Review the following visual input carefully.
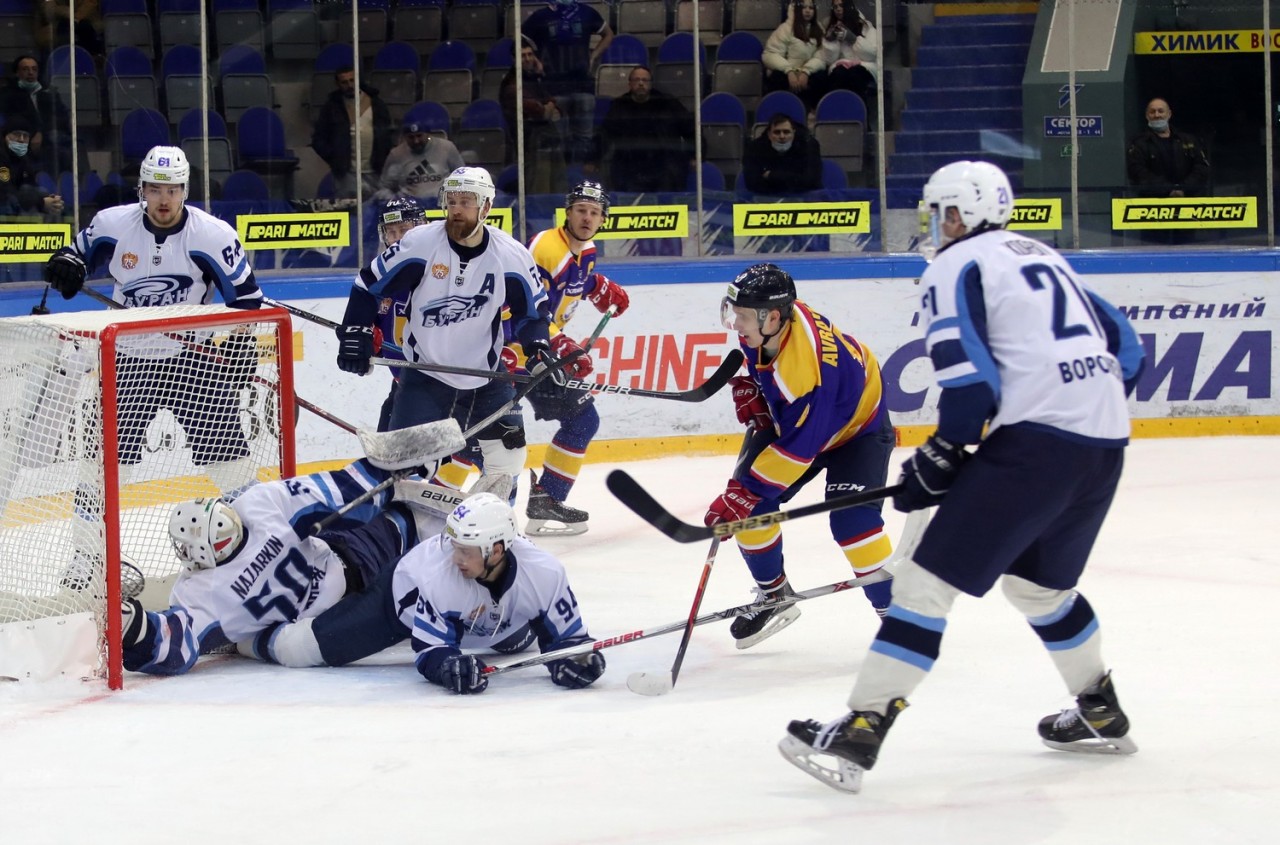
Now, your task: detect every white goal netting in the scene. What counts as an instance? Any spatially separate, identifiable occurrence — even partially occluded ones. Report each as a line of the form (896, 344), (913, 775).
(0, 304), (295, 687)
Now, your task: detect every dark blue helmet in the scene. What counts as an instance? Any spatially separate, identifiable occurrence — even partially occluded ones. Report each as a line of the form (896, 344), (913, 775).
(379, 196), (426, 246)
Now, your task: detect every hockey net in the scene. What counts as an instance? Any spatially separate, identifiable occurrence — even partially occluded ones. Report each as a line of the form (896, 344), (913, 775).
(0, 304), (296, 689)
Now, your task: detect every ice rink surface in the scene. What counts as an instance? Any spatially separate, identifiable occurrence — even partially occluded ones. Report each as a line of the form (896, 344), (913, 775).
(3, 436), (1278, 844)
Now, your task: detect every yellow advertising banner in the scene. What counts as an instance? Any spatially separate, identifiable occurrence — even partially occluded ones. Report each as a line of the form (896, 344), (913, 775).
(1134, 30), (1280, 54)
(732, 202), (871, 236)
(1008, 198), (1062, 231)
(237, 212), (351, 250)
(1111, 197), (1257, 230)
(0, 223), (71, 263)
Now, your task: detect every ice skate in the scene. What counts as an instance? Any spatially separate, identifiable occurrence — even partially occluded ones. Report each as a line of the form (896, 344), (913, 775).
(525, 470), (588, 536)
(731, 581), (801, 649)
(1038, 671), (1137, 755)
(778, 699), (908, 794)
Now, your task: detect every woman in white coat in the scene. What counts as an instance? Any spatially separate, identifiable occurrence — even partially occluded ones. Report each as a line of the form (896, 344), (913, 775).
(762, 1), (829, 112)
(820, 0), (884, 120)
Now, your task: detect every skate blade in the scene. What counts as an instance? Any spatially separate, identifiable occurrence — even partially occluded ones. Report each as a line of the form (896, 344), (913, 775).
(524, 518), (588, 537)
(777, 735), (864, 794)
(735, 605), (802, 650)
(626, 671), (674, 696)
(1042, 734), (1138, 755)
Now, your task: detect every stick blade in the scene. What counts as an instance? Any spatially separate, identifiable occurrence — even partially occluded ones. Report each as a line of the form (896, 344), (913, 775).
(606, 470), (712, 543)
(359, 419), (466, 470)
(626, 670), (675, 696)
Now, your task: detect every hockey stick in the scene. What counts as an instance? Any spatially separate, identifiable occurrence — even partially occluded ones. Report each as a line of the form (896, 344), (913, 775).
(607, 469), (905, 543)
(626, 537), (722, 696)
(81, 287), (361, 435)
(309, 346), (587, 533)
(483, 568), (891, 678)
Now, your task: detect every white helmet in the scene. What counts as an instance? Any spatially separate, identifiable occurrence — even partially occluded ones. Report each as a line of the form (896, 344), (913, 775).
(138, 145), (191, 205)
(169, 497), (244, 570)
(920, 160), (1013, 256)
(445, 492), (517, 552)
(438, 166), (495, 231)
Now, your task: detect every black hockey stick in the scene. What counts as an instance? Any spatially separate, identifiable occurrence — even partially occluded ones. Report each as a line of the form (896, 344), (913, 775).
(483, 568), (891, 677)
(626, 537), (722, 696)
(607, 469), (905, 543)
(82, 287), (360, 434)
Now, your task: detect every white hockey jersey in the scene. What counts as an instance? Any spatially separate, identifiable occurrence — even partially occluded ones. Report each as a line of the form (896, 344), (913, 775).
(392, 533), (589, 677)
(72, 203), (261, 310)
(920, 229), (1143, 446)
(124, 461), (394, 675)
(346, 222), (549, 389)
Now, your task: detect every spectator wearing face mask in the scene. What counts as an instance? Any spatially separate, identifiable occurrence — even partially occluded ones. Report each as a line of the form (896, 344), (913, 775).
(377, 120), (464, 202)
(741, 114), (823, 195)
(0, 54), (73, 174)
(1126, 97), (1209, 198)
(0, 115), (65, 217)
(311, 66), (395, 198)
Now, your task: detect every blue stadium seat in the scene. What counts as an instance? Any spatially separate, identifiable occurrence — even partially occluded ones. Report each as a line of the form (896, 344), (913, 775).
(119, 108), (170, 165)
(688, 161), (725, 192)
(402, 100), (452, 138)
(754, 90), (806, 136)
(222, 169), (270, 202)
(820, 158), (848, 190)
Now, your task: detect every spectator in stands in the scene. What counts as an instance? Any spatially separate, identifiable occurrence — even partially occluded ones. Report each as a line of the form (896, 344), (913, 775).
(311, 67), (395, 199)
(0, 116), (65, 218)
(377, 119), (464, 203)
(821, 1), (885, 121)
(0, 55), (73, 175)
(500, 39), (566, 195)
(522, 0), (614, 167)
(595, 66), (696, 193)
(1126, 97), (1210, 198)
(33, 0), (104, 58)
(742, 114), (822, 195)
(763, 1), (829, 113)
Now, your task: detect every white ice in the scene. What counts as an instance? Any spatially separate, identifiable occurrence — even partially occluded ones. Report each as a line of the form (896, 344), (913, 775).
(2, 437), (1278, 844)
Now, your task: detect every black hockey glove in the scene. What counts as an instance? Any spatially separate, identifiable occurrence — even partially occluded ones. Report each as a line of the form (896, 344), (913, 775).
(45, 251), (87, 300)
(222, 333), (258, 389)
(438, 654), (489, 695)
(121, 598), (152, 649)
(893, 433), (968, 513)
(547, 650), (606, 689)
(335, 325), (375, 375)
(525, 339), (568, 387)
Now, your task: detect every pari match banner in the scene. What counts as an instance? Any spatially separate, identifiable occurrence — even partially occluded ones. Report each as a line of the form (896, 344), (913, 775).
(1112, 197), (1258, 230)
(0, 223), (71, 263)
(732, 201), (872, 236)
(554, 205), (688, 239)
(1008, 198), (1062, 231)
(237, 212), (351, 250)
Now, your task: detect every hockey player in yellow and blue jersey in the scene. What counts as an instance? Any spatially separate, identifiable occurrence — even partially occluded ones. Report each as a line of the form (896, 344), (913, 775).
(706, 263), (896, 648)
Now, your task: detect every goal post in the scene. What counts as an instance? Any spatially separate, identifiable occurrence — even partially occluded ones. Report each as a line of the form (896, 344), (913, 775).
(0, 304), (296, 689)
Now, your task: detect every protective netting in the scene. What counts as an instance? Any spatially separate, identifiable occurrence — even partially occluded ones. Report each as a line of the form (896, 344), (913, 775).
(0, 304), (293, 683)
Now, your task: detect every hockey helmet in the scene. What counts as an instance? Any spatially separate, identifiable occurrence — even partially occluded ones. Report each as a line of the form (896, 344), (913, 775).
(721, 263), (797, 330)
(137, 145), (191, 207)
(445, 492), (518, 552)
(439, 167), (495, 212)
(379, 195), (426, 247)
(920, 160), (1013, 257)
(169, 497), (244, 570)
(565, 180), (610, 218)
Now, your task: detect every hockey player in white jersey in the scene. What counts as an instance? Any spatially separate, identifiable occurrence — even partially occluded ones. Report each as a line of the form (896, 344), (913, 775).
(43, 146), (265, 583)
(241, 490), (606, 694)
(335, 167), (587, 497)
(780, 161), (1146, 794)
(119, 459), (435, 675)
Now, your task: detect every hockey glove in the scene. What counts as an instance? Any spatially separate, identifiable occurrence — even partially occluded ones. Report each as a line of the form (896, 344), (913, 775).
(729, 375), (771, 431)
(371, 325), (385, 355)
(335, 325), (375, 375)
(893, 433), (968, 513)
(221, 333), (258, 389)
(45, 251), (87, 300)
(437, 654), (489, 695)
(548, 650), (606, 689)
(121, 598), (152, 649)
(705, 478), (763, 526)
(585, 273), (630, 316)
(550, 332), (593, 379)
(499, 345), (519, 374)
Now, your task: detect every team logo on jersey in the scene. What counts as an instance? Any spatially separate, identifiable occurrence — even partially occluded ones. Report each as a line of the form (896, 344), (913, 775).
(121, 252), (139, 269)
(121, 276), (194, 307)
(419, 294), (489, 328)
(377, 297), (392, 316)
(431, 262), (448, 279)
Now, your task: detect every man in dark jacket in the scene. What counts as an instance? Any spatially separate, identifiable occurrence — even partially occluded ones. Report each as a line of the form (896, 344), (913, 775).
(1125, 97), (1209, 198)
(310, 67), (394, 198)
(742, 114), (823, 195)
(0, 55), (73, 174)
(500, 39), (565, 195)
(0, 115), (65, 217)
(596, 66), (696, 193)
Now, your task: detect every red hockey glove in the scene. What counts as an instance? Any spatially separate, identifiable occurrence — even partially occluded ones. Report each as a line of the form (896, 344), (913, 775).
(371, 325), (384, 355)
(550, 332), (593, 379)
(704, 479), (763, 526)
(729, 375), (771, 431)
(500, 345), (519, 373)
(585, 273), (630, 316)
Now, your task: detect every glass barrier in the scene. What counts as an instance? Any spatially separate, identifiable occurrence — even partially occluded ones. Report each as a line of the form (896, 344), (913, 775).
(2, 0), (1277, 284)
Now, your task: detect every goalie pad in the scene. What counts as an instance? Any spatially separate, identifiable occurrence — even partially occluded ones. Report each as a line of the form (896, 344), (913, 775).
(358, 419), (466, 471)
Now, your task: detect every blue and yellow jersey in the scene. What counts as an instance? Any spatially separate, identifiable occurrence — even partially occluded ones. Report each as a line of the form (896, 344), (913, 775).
(527, 226), (597, 330)
(741, 301), (887, 499)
